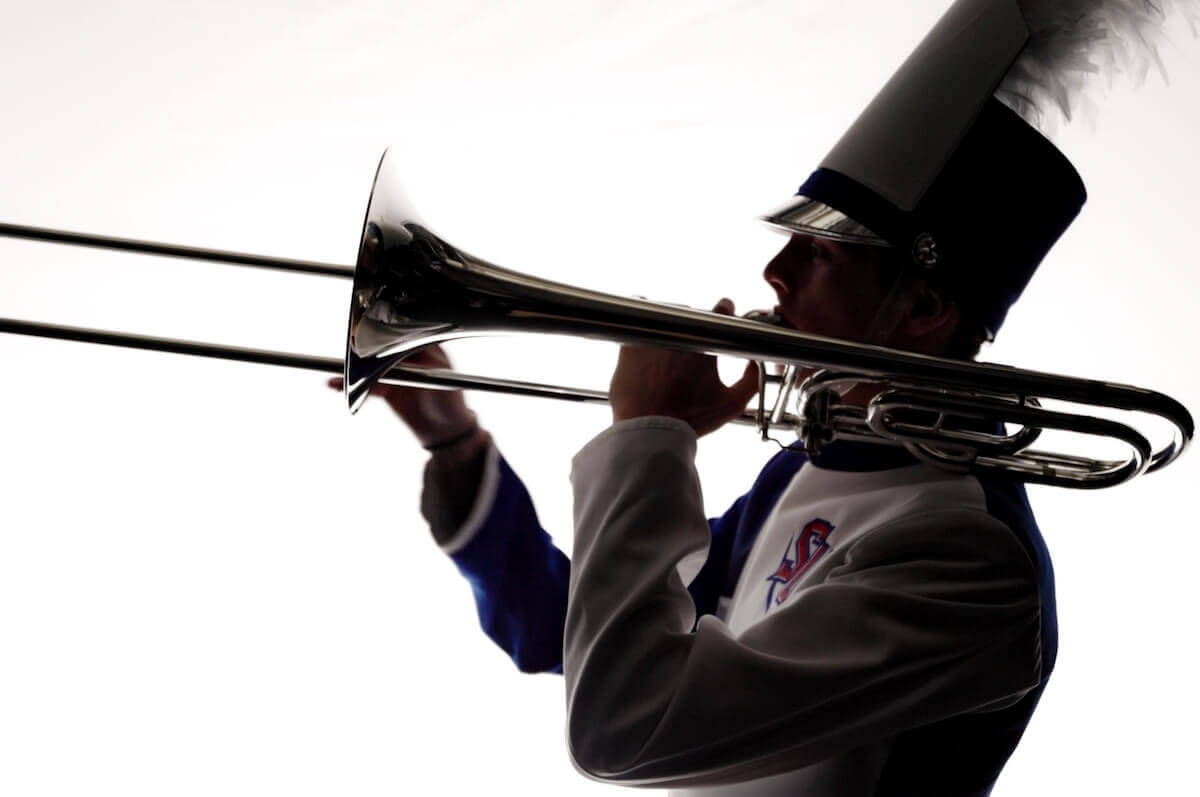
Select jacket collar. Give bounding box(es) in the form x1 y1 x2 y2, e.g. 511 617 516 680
807 438 919 472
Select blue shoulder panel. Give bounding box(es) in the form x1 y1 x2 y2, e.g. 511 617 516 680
872 476 1058 797
688 447 808 618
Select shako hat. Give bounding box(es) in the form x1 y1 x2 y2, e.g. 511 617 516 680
761 0 1092 337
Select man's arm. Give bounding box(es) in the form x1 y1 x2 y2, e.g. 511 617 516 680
422 431 572 673
564 419 1041 787
420 425 494 547
420 426 758 674
347 341 753 676
331 346 570 673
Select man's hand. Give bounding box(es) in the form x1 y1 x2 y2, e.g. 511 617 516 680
609 298 759 438
327 345 479 449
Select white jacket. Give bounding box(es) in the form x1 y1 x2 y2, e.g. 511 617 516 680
566 417 1051 796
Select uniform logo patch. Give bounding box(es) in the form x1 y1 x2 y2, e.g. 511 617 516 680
764 518 835 611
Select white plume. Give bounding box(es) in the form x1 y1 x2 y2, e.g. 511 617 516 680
996 0 1199 131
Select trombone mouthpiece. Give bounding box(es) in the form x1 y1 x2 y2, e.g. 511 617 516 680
742 309 784 326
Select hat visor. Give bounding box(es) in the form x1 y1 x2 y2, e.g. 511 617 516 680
760 195 890 247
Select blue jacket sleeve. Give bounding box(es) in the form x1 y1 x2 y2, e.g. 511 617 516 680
447 451 571 674
443 446 751 675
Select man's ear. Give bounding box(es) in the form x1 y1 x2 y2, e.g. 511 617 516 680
899 287 960 351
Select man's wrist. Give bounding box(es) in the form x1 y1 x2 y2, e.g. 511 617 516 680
427 424 492 470
424 419 480 451
420 410 479 450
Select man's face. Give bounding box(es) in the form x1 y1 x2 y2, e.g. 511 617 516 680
761 234 893 342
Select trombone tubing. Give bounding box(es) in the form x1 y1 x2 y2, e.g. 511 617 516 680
0 317 617 406
0 222 354 279
0 317 781 424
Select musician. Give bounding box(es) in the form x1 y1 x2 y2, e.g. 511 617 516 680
342 1 1168 793
348 225 1050 796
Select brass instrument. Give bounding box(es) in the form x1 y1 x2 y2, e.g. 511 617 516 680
1 151 1193 489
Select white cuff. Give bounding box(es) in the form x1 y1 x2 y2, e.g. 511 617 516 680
438 443 502 556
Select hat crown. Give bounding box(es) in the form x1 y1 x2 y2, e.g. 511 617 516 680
823 0 1028 212
763 0 1088 336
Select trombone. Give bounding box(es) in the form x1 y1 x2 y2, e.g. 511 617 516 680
1 151 1193 489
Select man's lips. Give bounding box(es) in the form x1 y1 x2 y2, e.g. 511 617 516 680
772 306 797 329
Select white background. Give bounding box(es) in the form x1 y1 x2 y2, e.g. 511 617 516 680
1 1 1197 794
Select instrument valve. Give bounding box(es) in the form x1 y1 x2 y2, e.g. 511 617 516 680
800 388 837 456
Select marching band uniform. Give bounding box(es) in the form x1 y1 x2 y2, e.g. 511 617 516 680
427 420 1053 795
416 0 1177 792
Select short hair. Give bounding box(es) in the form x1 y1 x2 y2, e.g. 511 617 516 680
874 250 991 361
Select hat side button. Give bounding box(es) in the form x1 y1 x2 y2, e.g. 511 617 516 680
912 232 940 267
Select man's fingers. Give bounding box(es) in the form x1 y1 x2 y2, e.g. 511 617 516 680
327 377 343 390
732 361 760 402
713 297 735 315
404 345 452 369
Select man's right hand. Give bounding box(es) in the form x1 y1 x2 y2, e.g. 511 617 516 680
327 345 479 450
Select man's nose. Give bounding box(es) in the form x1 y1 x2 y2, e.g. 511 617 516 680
763 248 797 296
763 234 814 296
763 269 788 296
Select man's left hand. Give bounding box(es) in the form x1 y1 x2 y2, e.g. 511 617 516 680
609 298 760 438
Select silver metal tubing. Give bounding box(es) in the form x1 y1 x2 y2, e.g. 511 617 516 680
0 221 354 278
0 316 776 424
0 317 346 372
